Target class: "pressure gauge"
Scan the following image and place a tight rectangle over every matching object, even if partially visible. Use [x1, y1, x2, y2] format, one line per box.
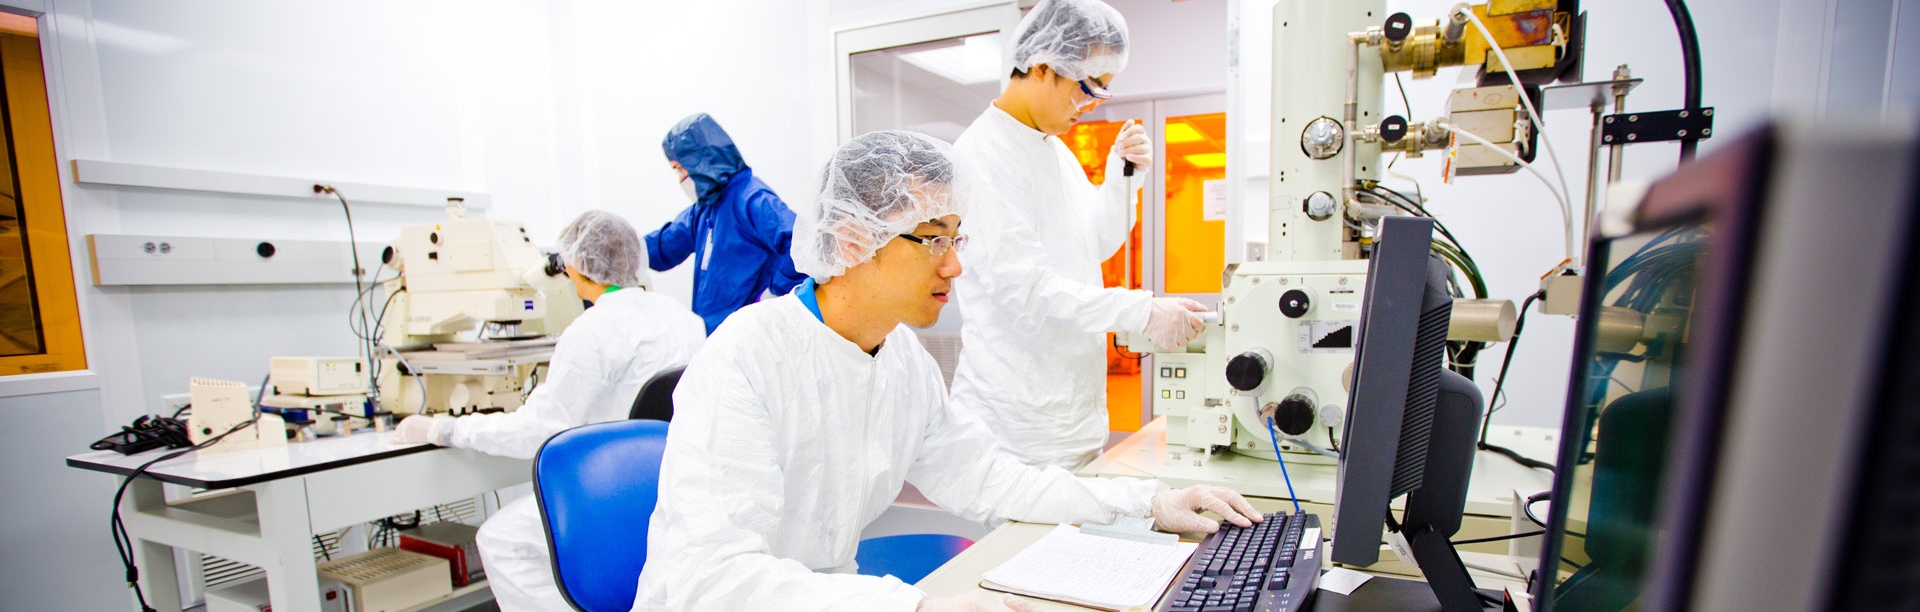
[1304, 191, 1339, 221]
[1301, 116, 1345, 160]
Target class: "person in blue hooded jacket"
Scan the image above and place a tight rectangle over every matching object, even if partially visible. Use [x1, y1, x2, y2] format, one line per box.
[648, 113, 808, 334]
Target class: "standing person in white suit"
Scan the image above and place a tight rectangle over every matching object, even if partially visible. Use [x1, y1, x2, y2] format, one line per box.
[951, 0, 1211, 470]
[631, 131, 1259, 612]
[393, 210, 706, 611]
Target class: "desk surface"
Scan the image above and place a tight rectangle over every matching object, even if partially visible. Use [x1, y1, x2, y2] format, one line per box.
[919, 521, 1526, 612]
[1084, 417, 1558, 517]
[67, 432, 434, 489]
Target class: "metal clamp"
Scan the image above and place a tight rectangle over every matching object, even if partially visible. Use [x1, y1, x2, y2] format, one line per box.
[1602, 108, 1715, 145]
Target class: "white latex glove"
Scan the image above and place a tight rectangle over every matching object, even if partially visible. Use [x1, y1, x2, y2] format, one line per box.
[391, 414, 456, 446]
[1143, 297, 1210, 349]
[1109, 119, 1151, 171]
[1151, 484, 1263, 534]
[918, 591, 1033, 612]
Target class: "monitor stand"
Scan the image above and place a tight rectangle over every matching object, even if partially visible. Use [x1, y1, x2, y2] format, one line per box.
[1306, 574, 1503, 612]
[1398, 369, 1500, 611]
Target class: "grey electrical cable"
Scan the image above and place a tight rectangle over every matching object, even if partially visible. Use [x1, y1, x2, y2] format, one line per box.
[1289, 437, 1340, 460]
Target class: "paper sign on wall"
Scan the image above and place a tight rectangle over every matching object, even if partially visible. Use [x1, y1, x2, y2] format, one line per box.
[1203, 179, 1227, 221]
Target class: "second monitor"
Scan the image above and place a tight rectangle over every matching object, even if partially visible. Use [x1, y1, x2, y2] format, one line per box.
[1330, 215, 1493, 612]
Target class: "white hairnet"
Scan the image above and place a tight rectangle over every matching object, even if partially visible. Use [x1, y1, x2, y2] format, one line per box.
[1009, 0, 1130, 82]
[792, 131, 966, 280]
[558, 210, 650, 288]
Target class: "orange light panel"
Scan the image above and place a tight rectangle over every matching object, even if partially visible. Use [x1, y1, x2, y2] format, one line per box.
[1184, 152, 1227, 168]
[1164, 122, 1205, 144]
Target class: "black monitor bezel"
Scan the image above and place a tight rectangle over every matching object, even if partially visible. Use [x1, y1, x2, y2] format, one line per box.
[1330, 216, 1441, 566]
[1530, 129, 1776, 611]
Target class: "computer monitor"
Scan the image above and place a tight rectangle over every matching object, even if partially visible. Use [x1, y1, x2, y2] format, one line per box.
[1531, 120, 1920, 612]
[1328, 216, 1490, 611]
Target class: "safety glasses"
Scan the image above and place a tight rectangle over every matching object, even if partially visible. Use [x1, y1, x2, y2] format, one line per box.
[1075, 79, 1112, 111]
[896, 234, 970, 258]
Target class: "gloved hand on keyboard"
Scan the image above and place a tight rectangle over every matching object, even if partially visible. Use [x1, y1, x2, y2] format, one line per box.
[1151, 484, 1263, 534]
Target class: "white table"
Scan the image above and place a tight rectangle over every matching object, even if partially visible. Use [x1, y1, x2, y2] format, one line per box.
[67, 433, 529, 612]
[1083, 417, 1559, 515]
[918, 520, 1529, 611]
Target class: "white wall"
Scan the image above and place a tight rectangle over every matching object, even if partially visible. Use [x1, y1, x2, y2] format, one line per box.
[548, 0, 822, 307]
[4, 1, 827, 607]
[1106, 0, 1229, 100]
[3, 0, 571, 608]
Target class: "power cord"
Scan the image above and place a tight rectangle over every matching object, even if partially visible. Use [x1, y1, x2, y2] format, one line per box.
[110, 415, 262, 611]
[316, 184, 381, 400]
[1478, 291, 1555, 474]
[1453, 530, 1546, 546]
[110, 375, 271, 611]
[1664, 0, 1704, 161]
[1264, 417, 1303, 514]
[90, 415, 193, 455]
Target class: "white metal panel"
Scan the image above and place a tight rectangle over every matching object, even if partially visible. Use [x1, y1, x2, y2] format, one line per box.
[302, 448, 529, 532]
[71, 159, 490, 210]
[87, 234, 386, 286]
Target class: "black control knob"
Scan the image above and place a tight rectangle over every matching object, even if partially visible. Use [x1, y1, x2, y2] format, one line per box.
[1279, 289, 1312, 319]
[1381, 115, 1409, 144]
[1274, 394, 1317, 436]
[1383, 12, 1414, 43]
[381, 245, 396, 265]
[255, 242, 276, 258]
[1225, 351, 1271, 392]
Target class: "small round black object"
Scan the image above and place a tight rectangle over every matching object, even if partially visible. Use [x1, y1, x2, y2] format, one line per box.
[429, 232, 439, 245]
[1279, 289, 1311, 319]
[1384, 13, 1414, 42]
[1381, 115, 1409, 144]
[382, 245, 396, 265]
[1226, 352, 1268, 392]
[1274, 396, 1316, 436]
[255, 242, 276, 258]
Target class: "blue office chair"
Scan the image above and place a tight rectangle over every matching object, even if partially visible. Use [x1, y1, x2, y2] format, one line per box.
[535, 420, 670, 612]
[856, 533, 974, 585]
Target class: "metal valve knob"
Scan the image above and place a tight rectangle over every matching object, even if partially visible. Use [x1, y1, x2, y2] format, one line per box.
[1274, 389, 1319, 436]
[1225, 349, 1273, 392]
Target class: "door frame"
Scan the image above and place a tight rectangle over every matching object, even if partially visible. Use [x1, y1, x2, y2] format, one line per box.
[832, 2, 1023, 144]
[1086, 91, 1227, 429]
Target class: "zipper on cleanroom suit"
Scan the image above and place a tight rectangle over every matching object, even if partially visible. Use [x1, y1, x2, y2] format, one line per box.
[852, 359, 877, 564]
[700, 231, 715, 271]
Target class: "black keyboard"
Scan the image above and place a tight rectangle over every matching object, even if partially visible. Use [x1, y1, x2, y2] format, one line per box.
[1157, 512, 1321, 612]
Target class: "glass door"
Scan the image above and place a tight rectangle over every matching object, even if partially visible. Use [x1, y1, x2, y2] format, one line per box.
[849, 32, 1005, 144]
[1067, 94, 1227, 432]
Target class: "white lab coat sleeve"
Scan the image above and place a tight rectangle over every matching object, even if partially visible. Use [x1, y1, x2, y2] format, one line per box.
[965, 183, 1155, 336]
[906, 395, 1157, 525]
[442, 326, 612, 460]
[1091, 154, 1144, 261]
[636, 354, 925, 612]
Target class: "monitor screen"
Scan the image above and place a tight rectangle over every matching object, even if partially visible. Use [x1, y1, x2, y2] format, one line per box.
[1534, 221, 1710, 612]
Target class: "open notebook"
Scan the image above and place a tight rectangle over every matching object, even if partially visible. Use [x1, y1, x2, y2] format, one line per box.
[980, 524, 1198, 611]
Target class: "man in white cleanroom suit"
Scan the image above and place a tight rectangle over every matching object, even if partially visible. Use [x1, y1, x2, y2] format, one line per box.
[631, 131, 1260, 612]
[950, 0, 1212, 470]
[393, 210, 705, 611]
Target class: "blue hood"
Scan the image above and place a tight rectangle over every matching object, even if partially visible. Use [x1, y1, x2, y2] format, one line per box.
[663, 113, 748, 205]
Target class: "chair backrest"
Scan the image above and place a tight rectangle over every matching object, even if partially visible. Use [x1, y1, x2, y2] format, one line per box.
[628, 365, 686, 421]
[534, 419, 671, 612]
